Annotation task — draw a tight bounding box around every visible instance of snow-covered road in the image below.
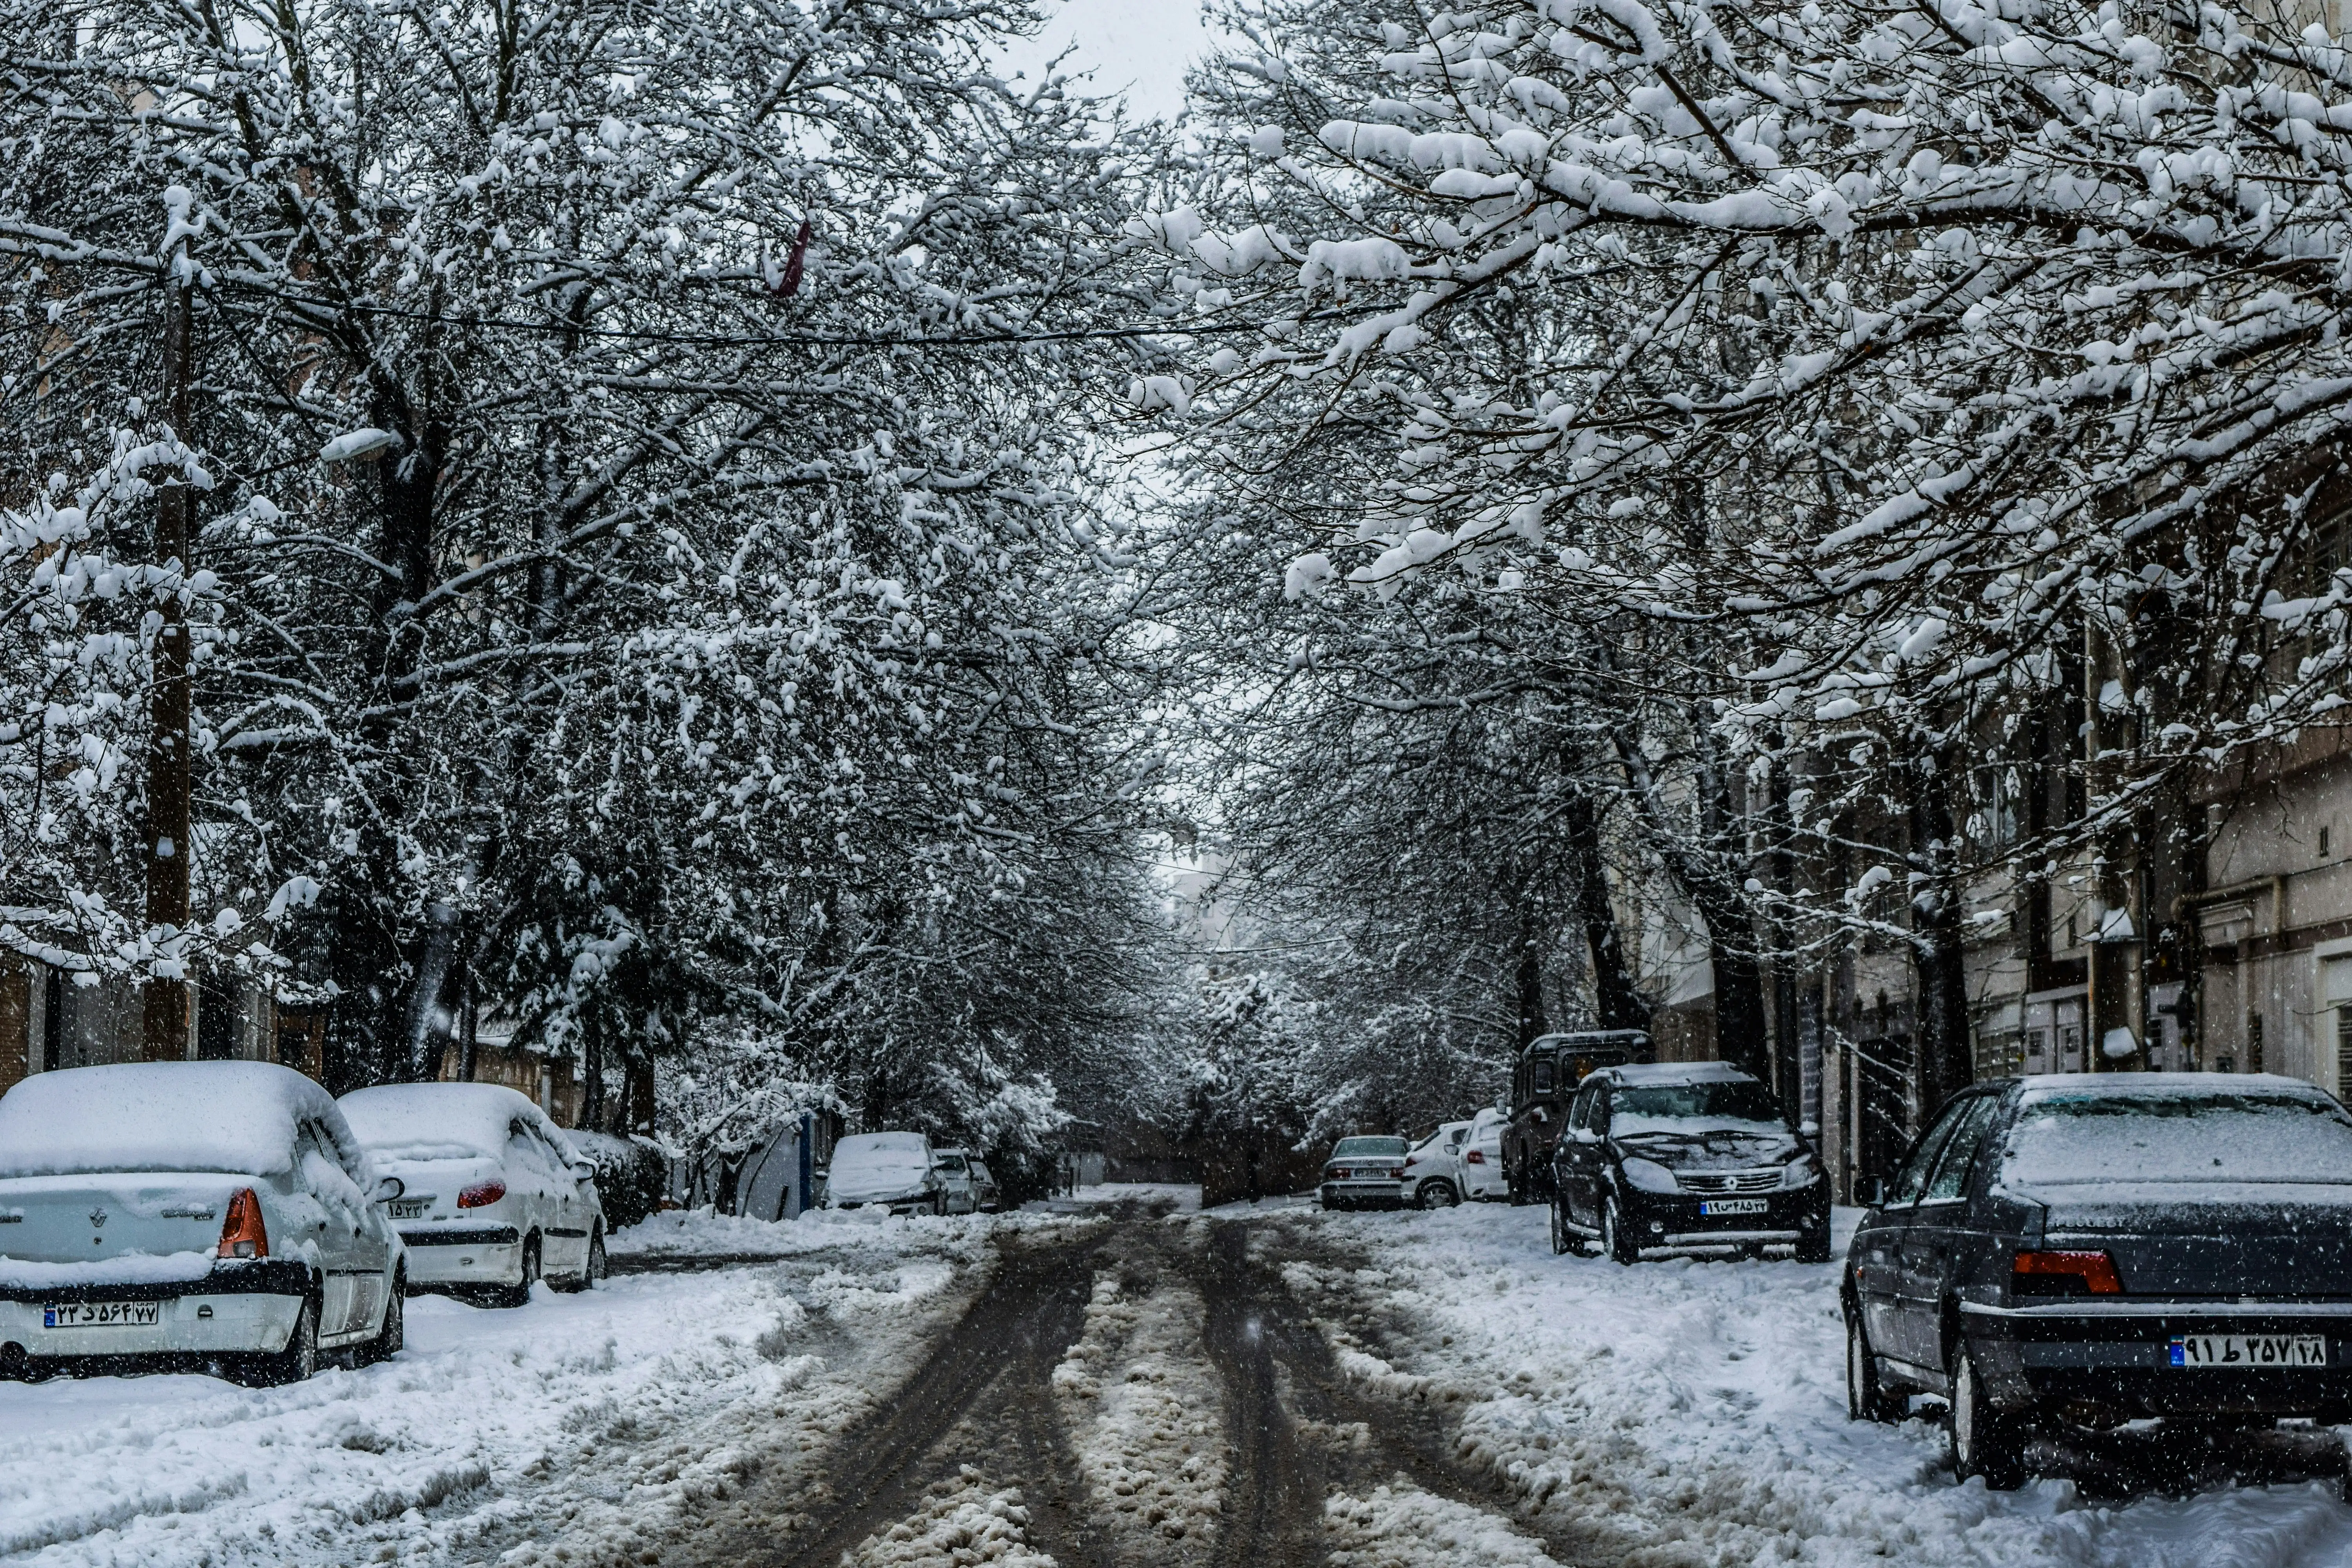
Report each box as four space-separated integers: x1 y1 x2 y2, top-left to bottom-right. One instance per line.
1283 1200 2352 1568
0 1209 1040 1567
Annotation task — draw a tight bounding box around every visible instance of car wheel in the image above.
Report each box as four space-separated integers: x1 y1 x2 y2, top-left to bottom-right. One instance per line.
1416 1180 1459 1210
1796 1215 1832 1264
495 1235 542 1309
1846 1312 1904 1423
360 1274 405 1365
1602 1196 1639 1266
249 1297 320 1386
1949 1349 2029 1489
1549 1194 1574 1256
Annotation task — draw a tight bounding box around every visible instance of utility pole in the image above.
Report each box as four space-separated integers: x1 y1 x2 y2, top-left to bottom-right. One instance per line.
141 267 194 1063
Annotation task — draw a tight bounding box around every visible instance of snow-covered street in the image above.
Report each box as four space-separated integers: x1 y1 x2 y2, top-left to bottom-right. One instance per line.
11 1192 2352 1567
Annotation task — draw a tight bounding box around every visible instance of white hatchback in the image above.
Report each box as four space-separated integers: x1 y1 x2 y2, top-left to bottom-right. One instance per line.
0 1061 406 1384
339 1084 605 1305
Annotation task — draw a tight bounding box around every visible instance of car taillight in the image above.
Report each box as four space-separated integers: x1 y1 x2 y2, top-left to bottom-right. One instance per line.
459 1179 508 1209
1327 1167 1348 1179
2013 1250 2123 1296
217 1188 268 1260
1465 1149 1487 1165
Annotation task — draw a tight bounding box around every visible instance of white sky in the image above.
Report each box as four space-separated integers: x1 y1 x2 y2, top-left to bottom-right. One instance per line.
997 0 1212 123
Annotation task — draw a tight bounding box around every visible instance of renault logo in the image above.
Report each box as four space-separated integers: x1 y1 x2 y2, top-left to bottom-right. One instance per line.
88 1207 106 1229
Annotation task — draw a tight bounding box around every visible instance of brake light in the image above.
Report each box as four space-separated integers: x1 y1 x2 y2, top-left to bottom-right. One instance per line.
1465 1149 1487 1165
217 1188 268 1260
458 1179 508 1209
2013 1250 2123 1296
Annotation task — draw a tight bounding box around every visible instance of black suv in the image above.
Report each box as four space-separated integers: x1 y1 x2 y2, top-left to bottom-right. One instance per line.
1503 1029 1650 1203
1846 1073 2352 1489
1548 1063 1829 1265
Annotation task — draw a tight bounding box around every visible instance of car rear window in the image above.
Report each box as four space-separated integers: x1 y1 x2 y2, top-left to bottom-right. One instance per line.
2002 1087 2352 1185
1332 1137 1407 1158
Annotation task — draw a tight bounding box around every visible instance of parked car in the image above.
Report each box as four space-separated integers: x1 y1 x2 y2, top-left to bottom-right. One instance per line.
1459 1107 1508 1201
1504 1029 1651 1203
965 1155 1002 1213
1400 1122 1471 1209
1319 1135 1410 1210
825 1132 953 1214
1549 1062 1829 1265
1845 1073 2352 1488
340 1083 605 1306
929 1147 981 1214
0 1062 405 1385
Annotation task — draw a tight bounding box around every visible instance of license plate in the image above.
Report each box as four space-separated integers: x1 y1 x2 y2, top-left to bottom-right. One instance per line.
2169 1334 2327 1368
44 1301 162 1328
1699 1198 1769 1216
389 1199 430 1220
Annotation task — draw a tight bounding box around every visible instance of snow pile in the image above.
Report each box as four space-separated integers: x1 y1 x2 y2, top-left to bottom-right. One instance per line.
1053 1273 1227 1554
1290 1203 2352 1568
841 1468 1054 1567
610 1203 1072 1258
1323 1484 1563 1568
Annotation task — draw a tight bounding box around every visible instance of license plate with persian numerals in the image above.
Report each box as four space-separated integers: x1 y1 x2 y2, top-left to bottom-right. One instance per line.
1699 1198 1770 1216
2169 1334 2327 1368
44 1301 162 1328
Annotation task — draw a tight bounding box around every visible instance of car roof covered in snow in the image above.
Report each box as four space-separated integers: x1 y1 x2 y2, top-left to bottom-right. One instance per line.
339 1082 575 1164
1585 1062 1756 1089
835 1131 927 1158
0 1061 350 1179
2013 1072 2328 1100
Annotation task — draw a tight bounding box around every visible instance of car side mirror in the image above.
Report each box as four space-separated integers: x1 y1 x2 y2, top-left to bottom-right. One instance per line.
1799 1120 1820 1139
1859 1175 1885 1207
571 1160 597 1182
372 1175 405 1203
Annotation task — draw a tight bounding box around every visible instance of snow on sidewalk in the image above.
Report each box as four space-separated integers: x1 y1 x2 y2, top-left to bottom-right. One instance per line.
0 1210 1023 1566
1278 1201 2352 1568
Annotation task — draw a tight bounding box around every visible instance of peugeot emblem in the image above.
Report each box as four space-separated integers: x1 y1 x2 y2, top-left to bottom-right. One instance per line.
88 1207 106 1229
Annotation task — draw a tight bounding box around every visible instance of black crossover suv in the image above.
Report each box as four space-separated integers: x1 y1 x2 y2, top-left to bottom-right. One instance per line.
1548 1063 1831 1264
1845 1073 2352 1488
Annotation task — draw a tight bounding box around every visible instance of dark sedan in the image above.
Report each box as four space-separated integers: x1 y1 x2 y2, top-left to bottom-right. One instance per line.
1549 1063 1830 1264
1845 1073 2352 1488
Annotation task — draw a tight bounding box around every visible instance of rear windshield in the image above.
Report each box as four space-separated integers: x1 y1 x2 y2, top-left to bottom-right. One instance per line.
2002 1088 2352 1185
1613 1082 1783 1132
1332 1137 1408 1158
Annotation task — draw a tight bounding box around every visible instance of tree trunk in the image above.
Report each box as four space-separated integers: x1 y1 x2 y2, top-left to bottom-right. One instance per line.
1562 784 1650 1031
1904 744 1973 1111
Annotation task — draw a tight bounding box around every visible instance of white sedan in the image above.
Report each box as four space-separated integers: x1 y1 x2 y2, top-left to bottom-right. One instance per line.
339 1083 605 1305
1400 1122 1473 1208
0 1062 405 1384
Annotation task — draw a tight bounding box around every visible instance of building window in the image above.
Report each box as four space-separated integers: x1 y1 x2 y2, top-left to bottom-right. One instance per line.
2248 1011 2266 1075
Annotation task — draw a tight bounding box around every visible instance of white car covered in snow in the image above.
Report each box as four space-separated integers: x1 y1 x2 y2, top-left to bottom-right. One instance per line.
0 1062 405 1385
1399 1123 1472 1208
1459 1107 1507 1201
824 1131 956 1215
339 1083 605 1305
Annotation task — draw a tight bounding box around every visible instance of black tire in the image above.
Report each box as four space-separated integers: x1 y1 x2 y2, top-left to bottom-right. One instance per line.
1796 1215 1832 1264
1602 1196 1639 1266
360 1274 405 1365
1416 1180 1459 1210
1950 1349 2029 1488
1845 1312 1905 1423
553 1228 606 1293
248 1297 320 1386
494 1235 542 1309
1506 1154 1531 1206
1549 1194 1573 1255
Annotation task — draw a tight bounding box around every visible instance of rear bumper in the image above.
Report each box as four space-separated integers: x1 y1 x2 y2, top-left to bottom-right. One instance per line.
1963 1301 2352 1416
399 1227 523 1286
0 1290 305 1359
1320 1180 1403 1209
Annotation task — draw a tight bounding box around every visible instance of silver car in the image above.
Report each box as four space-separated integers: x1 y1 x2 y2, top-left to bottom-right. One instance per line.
1319 1135 1410 1210
0 1062 406 1385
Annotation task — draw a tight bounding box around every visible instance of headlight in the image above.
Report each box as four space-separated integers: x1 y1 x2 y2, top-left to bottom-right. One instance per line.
1782 1154 1823 1190
1619 1157 1679 1194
